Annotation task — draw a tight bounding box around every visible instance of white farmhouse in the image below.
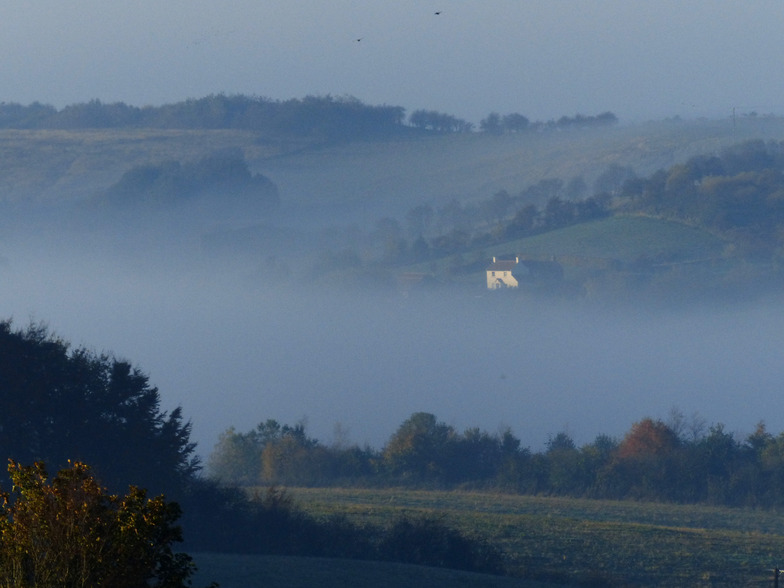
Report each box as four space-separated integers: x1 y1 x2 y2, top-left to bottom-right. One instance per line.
486 256 525 289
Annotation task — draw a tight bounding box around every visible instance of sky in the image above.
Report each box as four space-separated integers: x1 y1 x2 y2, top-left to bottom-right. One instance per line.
3 1 784 124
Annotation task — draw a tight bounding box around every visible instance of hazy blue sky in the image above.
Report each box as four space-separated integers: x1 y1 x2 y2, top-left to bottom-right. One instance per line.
3 1 784 124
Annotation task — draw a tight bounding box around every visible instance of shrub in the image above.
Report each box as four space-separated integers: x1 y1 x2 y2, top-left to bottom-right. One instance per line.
0 460 194 588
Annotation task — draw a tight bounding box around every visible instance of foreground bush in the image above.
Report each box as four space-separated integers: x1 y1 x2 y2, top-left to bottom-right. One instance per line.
0 461 194 588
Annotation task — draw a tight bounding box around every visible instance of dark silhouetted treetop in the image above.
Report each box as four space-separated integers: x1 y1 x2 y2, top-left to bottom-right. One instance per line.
479 112 503 135
0 101 57 128
0 321 199 496
501 112 529 133
478 110 616 134
408 109 473 133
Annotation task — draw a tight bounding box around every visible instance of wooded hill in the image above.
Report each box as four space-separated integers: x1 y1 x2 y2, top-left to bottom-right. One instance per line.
0 94 779 210
3 95 784 303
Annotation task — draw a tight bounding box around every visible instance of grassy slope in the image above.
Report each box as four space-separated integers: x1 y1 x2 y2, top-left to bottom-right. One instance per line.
190 553 553 588
408 215 729 289
285 487 784 586
499 215 727 262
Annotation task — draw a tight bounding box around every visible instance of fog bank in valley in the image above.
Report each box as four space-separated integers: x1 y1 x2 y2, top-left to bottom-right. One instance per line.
2 231 782 459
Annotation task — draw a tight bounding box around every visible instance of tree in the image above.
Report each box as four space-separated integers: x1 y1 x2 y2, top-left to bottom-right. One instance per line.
404 204 435 239
593 164 636 197
542 196 576 229
504 203 539 238
410 235 431 262
479 112 502 135
0 460 194 588
408 110 471 133
564 175 588 200
520 178 564 205
616 418 679 461
436 198 470 233
502 113 529 133
382 413 455 482
453 428 504 483
608 418 681 500
206 426 263 486
373 217 407 263
0 321 199 497
691 424 741 504
481 190 514 224
259 423 322 485
208 419 340 487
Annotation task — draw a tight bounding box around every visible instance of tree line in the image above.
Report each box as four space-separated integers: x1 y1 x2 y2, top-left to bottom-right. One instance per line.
477 111 618 135
208 411 784 508
0 94 616 141
0 95 405 141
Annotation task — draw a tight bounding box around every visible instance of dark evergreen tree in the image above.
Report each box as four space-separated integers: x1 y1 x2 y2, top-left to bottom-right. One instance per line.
0 321 199 496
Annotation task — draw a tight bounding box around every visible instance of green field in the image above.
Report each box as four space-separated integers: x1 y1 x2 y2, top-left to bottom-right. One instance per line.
276 487 784 587
498 215 726 262
407 215 729 285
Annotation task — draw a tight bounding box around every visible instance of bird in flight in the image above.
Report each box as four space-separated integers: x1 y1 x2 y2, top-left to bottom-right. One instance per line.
434 11 442 15
355 37 363 42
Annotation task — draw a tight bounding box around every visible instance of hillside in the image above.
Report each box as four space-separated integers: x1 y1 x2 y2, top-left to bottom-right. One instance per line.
3 115 784 219
255 115 784 223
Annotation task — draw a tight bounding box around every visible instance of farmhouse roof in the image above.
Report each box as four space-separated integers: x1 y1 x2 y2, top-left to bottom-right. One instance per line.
486 257 519 271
